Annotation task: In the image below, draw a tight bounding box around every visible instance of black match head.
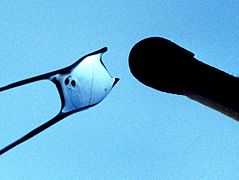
[129,37,239,122]
[128,37,195,95]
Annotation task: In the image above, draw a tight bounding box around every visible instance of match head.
[128,37,195,95]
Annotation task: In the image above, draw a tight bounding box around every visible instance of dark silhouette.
[129,37,239,121]
[0,113,69,155]
[0,47,119,155]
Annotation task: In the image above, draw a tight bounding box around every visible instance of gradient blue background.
[1,1,239,179]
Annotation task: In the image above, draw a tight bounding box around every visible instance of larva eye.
[71,80,76,87]
[64,77,69,85]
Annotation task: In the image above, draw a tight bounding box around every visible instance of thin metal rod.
[0,70,61,92]
[0,113,68,155]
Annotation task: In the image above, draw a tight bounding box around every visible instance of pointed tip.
[96,47,107,54]
[113,78,120,87]
[88,47,108,57]
[101,47,108,53]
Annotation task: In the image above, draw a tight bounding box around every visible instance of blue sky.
[1,1,239,179]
